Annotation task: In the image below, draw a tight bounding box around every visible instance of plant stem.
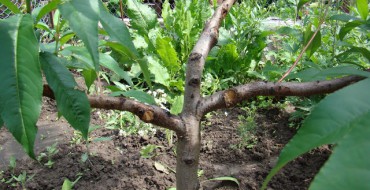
[25,0,31,14]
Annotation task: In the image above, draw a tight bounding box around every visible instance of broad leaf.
[40,52,90,139]
[309,112,370,190]
[98,0,138,56]
[99,53,133,86]
[288,66,370,81]
[62,179,73,190]
[0,0,21,14]
[111,90,156,105]
[170,95,184,115]
[59,0,100,70]
[339,20,365,40]
[126,0,158,35]
[303,24,321,58]
[147,55,170,87]
[156,37,180,73]
[0,15,43,158]
[263,78,370,189]
[330,14,361,22]
[35,0,61,23]
[356,0,369,20]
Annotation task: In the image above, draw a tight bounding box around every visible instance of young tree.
[0,0,369,189]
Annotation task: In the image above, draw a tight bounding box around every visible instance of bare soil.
[0,97,330,190]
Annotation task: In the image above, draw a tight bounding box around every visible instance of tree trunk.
[176,115,201,190]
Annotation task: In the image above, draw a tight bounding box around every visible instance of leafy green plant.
[37,143,59,168]
[62,176,82,190]
[140,144,162,158]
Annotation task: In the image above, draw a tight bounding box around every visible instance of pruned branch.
[199,75,364,115]
[43,85,185,135]
[182,0,236,117]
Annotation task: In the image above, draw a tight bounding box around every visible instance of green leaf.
[60,46,95,69]
[330,14,361,22]
[170,95,184,115]
[62,179,73,190]
[126,0,158,35]
[137,58,153,87]
[59,0,100,70]
[147,56,170,87]
[111,90,156,105]
[82,69,97,90]
[297,0,311,11]
[0,0,21,14]
[99,53,133,86]
[35,0,61,23]
[98,0,138,56]
[339,20,365,40]
[303,24,321,58]
[337,46,370,62]
[156,37,180,73]
[356,0,369,20]
[263,78,370,189]
[309,112,370,190]
[0,15,42,158]
[40,52,90,139]
[104,41,137,60]
[92,137,112,142]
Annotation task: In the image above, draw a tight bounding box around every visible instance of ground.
[0,97,330,190]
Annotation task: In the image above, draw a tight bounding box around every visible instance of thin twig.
[278,2,331,82]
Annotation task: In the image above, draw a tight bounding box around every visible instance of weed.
[37,143,59,168]
[140,144,162,159]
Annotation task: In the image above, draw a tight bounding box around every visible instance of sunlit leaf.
[156,37,180,73]
[126,0,158,35]
[35,0,61,23]
[0,0,21,14]
[263,78,370,189]
[170,95,184,115]
[356,0,369,20]
[0,15,42,158]
[146,55,170,87]
[62,179,73,190]
[297,0,311,11]
[59,0,100,70]
[40,52,90,139]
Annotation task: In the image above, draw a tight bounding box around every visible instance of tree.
[0,0,369,189]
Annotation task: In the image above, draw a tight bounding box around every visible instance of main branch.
[200,75,364,115]
[43,85,185,135]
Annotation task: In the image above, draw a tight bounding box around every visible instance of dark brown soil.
[0,98,330,190]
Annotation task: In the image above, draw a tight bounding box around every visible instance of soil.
[0,97,330,190]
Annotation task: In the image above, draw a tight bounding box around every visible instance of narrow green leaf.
[0,15,42,158]
[82,69,97,90]
[309,112,370,190]
[337,46,370,62]
[303,24,321,58]
[60,46,95,69]
[98,0,138,56]
[356,0,369,20]
[40,52,90,139]
[263,78,370,189]
[92,137,112,142]
[111,90,156,105]
[104,41,137,60]
[156,37,180,73]
[126,0,158,35]
[35,0,61,23]
[99,53,133,86]
[0,0,21,14]
[138,58,153,87]
[330,14,361,22]
[339,20,365,40]
[59,31,75,46]
[59,0,100,70]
